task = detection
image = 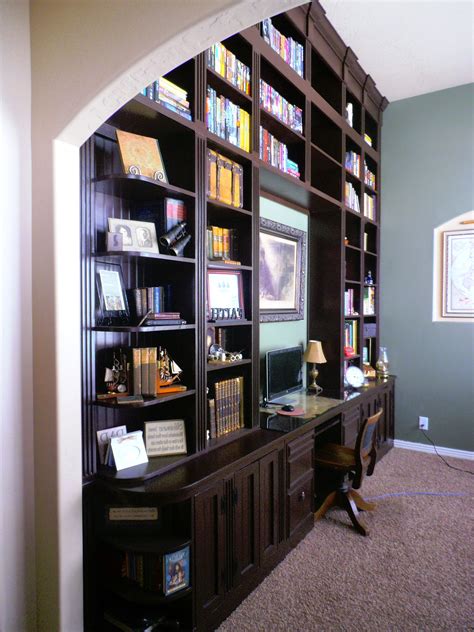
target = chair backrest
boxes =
[352,409,383,489]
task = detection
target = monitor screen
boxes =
[265,345,303,402]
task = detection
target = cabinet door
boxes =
[259,450,281,567]
[342,404,362,447]
[233,461,260,589]
[194,480,226,623]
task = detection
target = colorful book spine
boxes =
[364,193,376,221]
[206,86,250,151]
[261,17,304,77]
[345,151,360,177]
[259,126,300,178]
[259,79,303,133]
[345,182,360,212]
[364,160,377,189]
[206,42,251,95]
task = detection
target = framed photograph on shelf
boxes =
[116,129,168,182]
[144,419,187,457]
[207,269,244,320]
[441,228,474,318]
[107,218,159,254]
[96,262,130,325]
[163,545,190,596]
[259,217,306,322]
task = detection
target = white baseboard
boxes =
[394,439,474,461]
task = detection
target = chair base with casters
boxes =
[313,409,383,536]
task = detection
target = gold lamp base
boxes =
[308,364,323,396]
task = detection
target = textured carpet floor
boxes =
[218,448,474,632]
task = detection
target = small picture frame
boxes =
[163,545,190,596]
[108,218,159,254]
[207,270,244,319]
[144,419,187,457]
[96,262,130,325]
[116,129,168,182]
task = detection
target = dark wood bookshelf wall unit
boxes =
[81,3,390,630]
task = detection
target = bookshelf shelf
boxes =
[206,67,252,106]
[93,174,196,201]
[260,107,305,143]
[207,198,253,217]
[92,324,195,333]
[259,159,303,184]
[207,262,252,271]
[345,244,361,253]
[310,142,341,168]
[207,319,251,327]
[93,251,196,264]
[207,359,252,372]
[94,389,196,408]
[130,94,196,131]
[103,577,193,606]
[102,535,191,555]
[206,131,251,158]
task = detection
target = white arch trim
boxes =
[33,1,306,629]
[432,210,474,322]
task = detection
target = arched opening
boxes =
[31,1,305,628]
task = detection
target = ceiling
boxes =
[320,0,474,102]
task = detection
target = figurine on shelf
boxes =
[365,270,374,285]
[157,348,186,393]
[104,349,128,393]
[208,343,243,364]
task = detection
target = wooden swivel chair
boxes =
[314,409,383,536]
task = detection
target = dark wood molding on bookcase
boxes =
[81,2,391,629]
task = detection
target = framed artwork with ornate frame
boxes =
[259,217,306,322]
[442,228,474,318]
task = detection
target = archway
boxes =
[31,1,305,628]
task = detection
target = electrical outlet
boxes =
[419,416,429,430]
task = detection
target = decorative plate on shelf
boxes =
[346,366,365,388]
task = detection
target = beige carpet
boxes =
[218,448,474,632]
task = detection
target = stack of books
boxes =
[364,160,376,189]
[206,42,251,95]
[259,126,300,178]
[206,87,250,151]
[344,320,358,354]
[141,77,192,121]
[260,79,303,133]
[129,286,171,319]
[344,288,357,315]
[364,192,376,221]
[208,376,244,439]
[207,149,243,208]
[345,150,360,177]
[345,182,360,212]
[363,286,376,315]
[262,17,304,77]
[207,226,239,263]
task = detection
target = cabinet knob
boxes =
[299,491,306,502]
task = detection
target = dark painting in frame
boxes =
[259,217,306,322]
[95,260,130,326]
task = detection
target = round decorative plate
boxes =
[346,366,365,388]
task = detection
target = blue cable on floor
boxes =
[366,491,469,500]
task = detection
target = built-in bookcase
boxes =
[81,3,387,628]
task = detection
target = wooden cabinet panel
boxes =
[194,481,226,622]
[287,472,314,538]
[287,433,314,489]
[342,404,361,447]
[233,461,260,588]
[259,450,280,566]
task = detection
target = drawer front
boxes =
[287,473,314,538]
[342,405,361,448]
[287,447,313,488]
[287,432,314,459]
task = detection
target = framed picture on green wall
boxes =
[441,228,474,318]
[259,217,306,322]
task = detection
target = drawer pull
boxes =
[299,491,306,502]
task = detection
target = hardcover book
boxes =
[116,130,167,182]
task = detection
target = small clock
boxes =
[346,366,365,388]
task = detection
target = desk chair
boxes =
[314,409,383,536]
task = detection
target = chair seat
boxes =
[314,443,357,471]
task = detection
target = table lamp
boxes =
[303,340,326,395]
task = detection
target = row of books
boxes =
[136,197,187,238]
[364,192,376,221]
[262,17,304,77]
[208,376,244,439]
[364,161,376,189]
[363,286,376,315]
[344,319,359,354]
[364,132,373,147]
[344,288,358,316]
[260,79,303,133]
[206,87,251,151]
[207,149,243,208]
[206,42,251,95]
[215,327,234,352]
[345,150,361,178]
[207,226,239,262]
[141,76,192,121]
[128,286,172,319]
[345,182,360,213]
[259,126,300,178]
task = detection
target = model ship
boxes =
[157,348,187,394]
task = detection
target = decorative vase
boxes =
[376,346,390,379]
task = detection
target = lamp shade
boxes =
[303,340,327,364]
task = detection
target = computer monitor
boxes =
[265,345,303,403]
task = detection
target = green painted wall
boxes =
[381,84,474,451]
[259,197,308,391]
